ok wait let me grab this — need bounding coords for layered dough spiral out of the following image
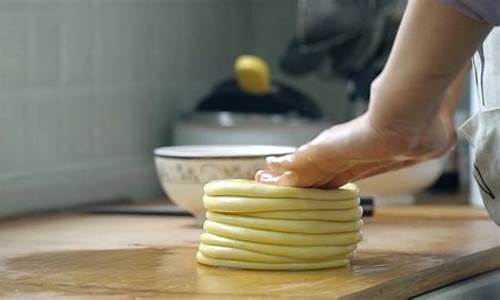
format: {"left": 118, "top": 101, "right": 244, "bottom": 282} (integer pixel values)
{"left": 196, "top": 179, "right": 363, "bottom": 270}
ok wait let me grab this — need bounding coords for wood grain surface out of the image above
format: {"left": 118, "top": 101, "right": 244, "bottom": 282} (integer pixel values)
{"left": 0, "top": 205, "right": 499, "bottom": 299}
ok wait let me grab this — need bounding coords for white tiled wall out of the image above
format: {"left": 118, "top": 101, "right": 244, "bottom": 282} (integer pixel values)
{"left": 0, "top": 0, "right": 253, "bottom": 216}
{"left": 0, "top": 0, "right": 348, "bottom": 217}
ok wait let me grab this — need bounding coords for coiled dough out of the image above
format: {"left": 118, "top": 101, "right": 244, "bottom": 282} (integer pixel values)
{"left": 197, "top": 180, "right": 363, "bottom": 270}
{"left": 206, "top": 211, "right": 363, "bottom": 234}
{"left": 200, "top": 233, "right": 356, "bottom": 260}
{"left": 203, "top": 195, "right": 360, "bottom": 213}
{"left": 197, "top": 252, "right": 350, "bottom": 270}
{"left": 239, "top": 207, "right": 363, "bottom": 221}
{"left": 204, "top": 220, "right": 362, "bottom": 246}
{"left": 204, "top": 179, "right": 359, "bottom": 200}
{"left": 199, "top": 244, "right": 350, "bottom": 263}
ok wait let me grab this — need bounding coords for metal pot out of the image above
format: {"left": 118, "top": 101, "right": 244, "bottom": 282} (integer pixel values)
{"left": 174, "top": 55, "right": 331, "bottom": 147}
{"left": 174, "top": 112, "right": 331, "bottom": 147}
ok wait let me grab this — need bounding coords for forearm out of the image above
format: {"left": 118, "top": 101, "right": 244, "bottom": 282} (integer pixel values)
{"left": 368, "top": 0, "right": 491, "bottom": 134}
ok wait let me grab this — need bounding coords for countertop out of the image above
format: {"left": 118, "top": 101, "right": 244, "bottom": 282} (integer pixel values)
{"left": 1, "top": 203, "right": 499, "bottom": 299}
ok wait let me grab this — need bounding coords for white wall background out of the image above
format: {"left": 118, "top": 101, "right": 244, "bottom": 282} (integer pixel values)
{"left": 0, "top": 0, "right": 347, "bottom": 217}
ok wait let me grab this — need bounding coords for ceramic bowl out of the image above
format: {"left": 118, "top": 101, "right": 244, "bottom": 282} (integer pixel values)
{"left": 355, "top": 157, "right": 447, "bottom": 197}
{"left": 154, "top": 145, "right": 296, "bottom": 224}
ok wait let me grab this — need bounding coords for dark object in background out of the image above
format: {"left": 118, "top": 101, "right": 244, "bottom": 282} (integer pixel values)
{"left": 197, "top": 78, "right": 322, "bottom": 119}
{"left": 281, "top": 0, "right": 405, "bottom": 117}
{"left": 428, "top": 153, "right": 460, "bottom": 193}
{"left": 428, "top": 173, "right": 460, "bottom": 192}
{"left": 361, "top": 198, "right": 374, "bottom": 217}
{"left": 281, "top": 0, "right": 403, "bottom": 80}
{"left": 197, "top": 55, "right": 322, "bottom": 120}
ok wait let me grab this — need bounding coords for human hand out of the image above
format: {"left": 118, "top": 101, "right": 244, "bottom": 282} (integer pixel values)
{"left": 255, "top": 67, "right": 466, "bottom": 188}
{"left": 255, "top": 114, "right": 447, "bottom": 188}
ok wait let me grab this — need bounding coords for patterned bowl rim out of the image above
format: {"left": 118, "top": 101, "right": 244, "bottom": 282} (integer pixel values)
{"left": 154, "top": 145, "right": 296, "bottom": 160}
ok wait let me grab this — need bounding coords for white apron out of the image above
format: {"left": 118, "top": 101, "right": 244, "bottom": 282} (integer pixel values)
{"left": 460, "top": 27, "right": 500, "bottom": 225}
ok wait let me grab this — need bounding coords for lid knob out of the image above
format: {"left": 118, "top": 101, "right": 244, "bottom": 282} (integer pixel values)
{"left": 235, "top": 55, "right": 271, "bottom": 96}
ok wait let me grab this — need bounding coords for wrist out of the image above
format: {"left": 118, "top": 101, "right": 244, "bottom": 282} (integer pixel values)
{"left": 368, "top": 73, "right": 442, "bottom": 136}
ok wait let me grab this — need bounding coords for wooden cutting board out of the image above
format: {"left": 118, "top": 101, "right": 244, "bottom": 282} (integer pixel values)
{"left": 0, "top": 205, "right": 499, "bottom": 299}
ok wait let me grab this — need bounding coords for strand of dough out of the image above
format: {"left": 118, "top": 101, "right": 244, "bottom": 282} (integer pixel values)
{"left": 199, "top": 244, "right": 352, "bottom": 263}
{"left": 201, "top": 233, "right": 356, "bottom": 260}
{"left": 206, "top": 211, "right": 363, "bottom": 234}
{"left": 197, "top": 252, "right": 350, "bottom": 270}
{"left": 204, "top": 179, "right": 359, "bottom": 200}
{"left": 203, "top": 195, "right": 360, "bottom": 212}
{"left": 239, "top": 207, "right": 363, "bottom": 221}
{"left": 204, "top": 220, "right": 362, "bottom": 246}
